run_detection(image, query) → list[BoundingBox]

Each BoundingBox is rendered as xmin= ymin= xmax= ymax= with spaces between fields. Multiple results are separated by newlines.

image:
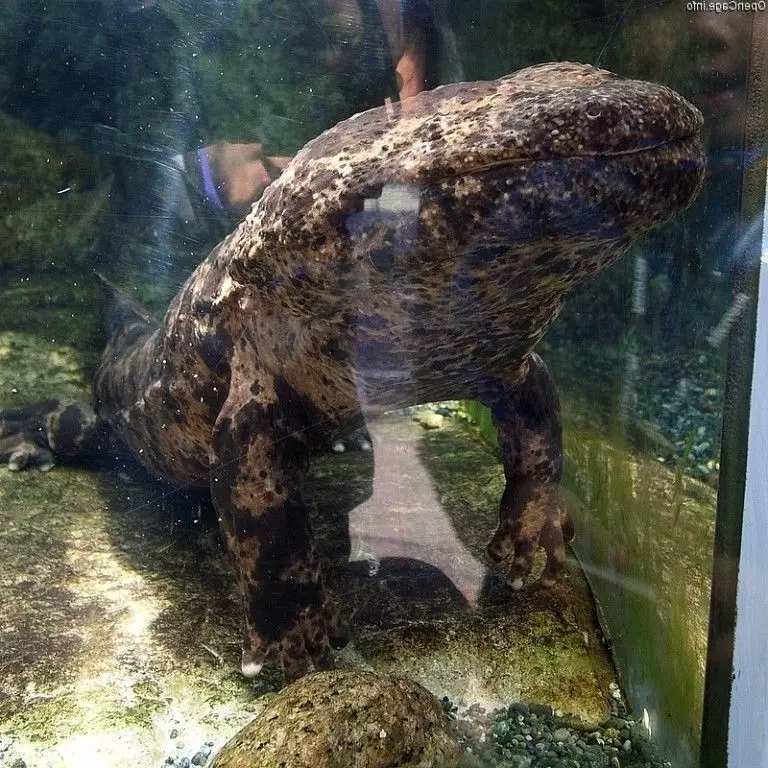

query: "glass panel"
xmin=0 ymin=2 xmax=762 ymax=766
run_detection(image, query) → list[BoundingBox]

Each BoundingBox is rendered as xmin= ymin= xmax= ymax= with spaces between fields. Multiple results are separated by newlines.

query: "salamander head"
xmin=244 ymin=61 xmax=702 ymax=260
xmin=228 ymin=62 xmax=703 ymax=384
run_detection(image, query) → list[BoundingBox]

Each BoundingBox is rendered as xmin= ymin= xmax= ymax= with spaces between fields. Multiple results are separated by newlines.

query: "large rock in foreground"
xmin=210 ymin=669 xmax=462 ymax=768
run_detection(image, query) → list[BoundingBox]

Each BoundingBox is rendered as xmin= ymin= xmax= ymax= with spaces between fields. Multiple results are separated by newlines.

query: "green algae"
xmin=451 ymin=389 xmax=715 ymax=764
xmin=562 ymin=424 xmax=714 ymax=765
xmin=0 ymin=277 xmax=103 ymax=408
xmin=0 ymin=330 xmax=92 ymax=406
xmin=0 ymin=471 xmax=256 ymax=763
xmin=0 ymin=113 xmax=109 ymax=273
xmin=0 ymin=410 xmax=618 ymax=763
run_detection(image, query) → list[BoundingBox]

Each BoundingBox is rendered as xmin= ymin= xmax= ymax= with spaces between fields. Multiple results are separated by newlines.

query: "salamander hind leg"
xmin=210 ymin=363 xmax=348 ymax=682
xmin=485 ymin=353 xmax=574 ymax=590
xmin=0 ymin=400 xmax=102 ymax=471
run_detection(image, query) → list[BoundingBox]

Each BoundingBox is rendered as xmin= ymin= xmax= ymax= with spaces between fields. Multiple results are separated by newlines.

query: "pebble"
xmin=545 ymin=326 xmax=724 ymax=483
xmin=163 ymin=697 xmax=673 ymax=768
xmin=463 ymin=700 xmax=672 ymax=767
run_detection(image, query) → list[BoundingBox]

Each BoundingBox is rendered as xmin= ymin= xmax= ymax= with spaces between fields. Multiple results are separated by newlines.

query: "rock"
xmin=209 ymin=670 xmax=461 ymax=768
xmin=417 ymin=411 xmax=444 ymax=430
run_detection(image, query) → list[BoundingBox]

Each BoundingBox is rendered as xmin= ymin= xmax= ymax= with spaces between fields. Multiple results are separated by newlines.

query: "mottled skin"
xmin=0 ymin=63 xmax=704 ymax=681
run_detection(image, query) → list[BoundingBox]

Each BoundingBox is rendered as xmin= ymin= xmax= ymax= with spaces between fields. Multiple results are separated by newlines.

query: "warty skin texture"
xmin=0 ymin=62 xmax=704 ymax=681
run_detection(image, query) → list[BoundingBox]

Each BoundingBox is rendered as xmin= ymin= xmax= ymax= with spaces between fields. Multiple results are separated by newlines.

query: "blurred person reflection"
xmin=1 ymin=0 xmax=457 ymax=285
xmin=619 ymin=6 xmax=758 ymax=352
xmin=183 ymin=0 xmax=454 ymax=226
xmin=1 ymin=0 xmax=198 ymax=280
xmin=689 ymin=9 xmax=761 ymax=280
xmin=693 ymin=9 xmax=750 ymax=149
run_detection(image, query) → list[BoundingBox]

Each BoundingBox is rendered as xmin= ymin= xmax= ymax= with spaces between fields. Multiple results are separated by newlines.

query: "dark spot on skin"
xmin=194 ymin=299 xmax=215 ymax=316
xmin=279 ymin=435 xmax=312 ymax=470
xmin=199 ymin=327 xmax=233 ymax=377
xmin=310 ymin=169 xmax=338 ymax=193
xmin=198 ymin=383 xmax=225 ymax=422
xmin=255 ymin=521 xmax=312 ymax=579
xmin=53 ymin=404 xmax=97 ymax=455
xmin=321 ymin=338 xmax=349 ymax=363
xmin=212 ymin=397 xmax=270 ymax=501
xmin=369 ymin=250 xmax=394 ymax=272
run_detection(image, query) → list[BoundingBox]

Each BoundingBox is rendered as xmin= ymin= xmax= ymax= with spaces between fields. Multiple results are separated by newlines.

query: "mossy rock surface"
xmin=0 ymin=112 xmax=108 ymax=272
xmin=210 ymin=669 xmax=461 ymax=768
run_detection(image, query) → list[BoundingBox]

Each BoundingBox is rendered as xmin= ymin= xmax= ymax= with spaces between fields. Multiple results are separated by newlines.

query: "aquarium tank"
xmin=0 ymin=1 xmax=765 ymax=767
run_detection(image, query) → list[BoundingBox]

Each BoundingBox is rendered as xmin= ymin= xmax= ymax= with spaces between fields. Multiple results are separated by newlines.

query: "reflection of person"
xmin=621 ymin=6 xmax=756 ymax=310
xmin=189 ymin=142 xmax=292 ymax=220
xmin=691 ymin=10 xmax=749 ymax=148
xmin=688 ymin=11 xmax=759 ymax=278
xmin=187 ymin=0 xmax=447 ymax=224
xmin=1 ymin=0 xmax=454 ymax=286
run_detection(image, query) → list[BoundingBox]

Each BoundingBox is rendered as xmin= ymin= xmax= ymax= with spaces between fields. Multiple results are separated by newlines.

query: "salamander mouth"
xmin=472 ymin=129 xmax=702 ymax=166
xmin=348 ymin=124 xmax=705 ymax=204
xmin=462 ymin=135 xmax=706 ymax=234
xmin=359 ymin=132 xmax=704 ymax=194
xmin=443 ymin=134 xmax=705 ymax=186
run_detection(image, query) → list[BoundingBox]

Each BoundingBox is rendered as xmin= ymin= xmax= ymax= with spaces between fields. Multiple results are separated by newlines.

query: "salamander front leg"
xmin=485 ymin=353 xmax=574 ymax=589
xmin=210 ymin=386 xmax=348 ymax=681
